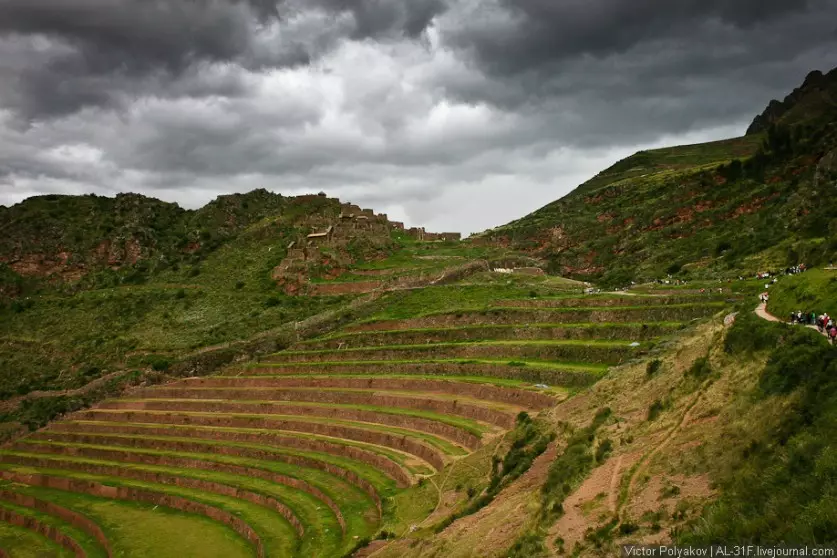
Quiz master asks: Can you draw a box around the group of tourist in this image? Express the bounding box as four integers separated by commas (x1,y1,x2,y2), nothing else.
790,310,837,344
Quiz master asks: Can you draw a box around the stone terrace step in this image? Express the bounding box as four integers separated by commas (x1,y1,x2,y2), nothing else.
266,341,644,366
0,469,270,558
158,376,559,409
296,322,682,350
493,295,732,308
94,400,487,450
45,421,414,487
236,361,605,387
124,388,520,428
8,442,350,535
25,431,388,509
67,411,452,471
347,303,725,332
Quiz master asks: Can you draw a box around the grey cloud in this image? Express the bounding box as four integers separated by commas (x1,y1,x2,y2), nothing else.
0,0,445,120
445,0,817,76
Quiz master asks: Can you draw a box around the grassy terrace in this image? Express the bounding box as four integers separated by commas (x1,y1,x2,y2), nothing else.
0,517,73,558
10,486,255,558
231,373,571,394
0,498,106,558
266,340,647,367
54,420,434,476
297,322,685,347
8,440,379,546
26,430,399,494
107,397,498,436
130,389,529,415
74,409,470,457
0,454,341,557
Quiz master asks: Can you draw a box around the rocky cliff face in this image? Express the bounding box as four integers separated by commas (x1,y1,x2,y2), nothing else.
746,69,837,134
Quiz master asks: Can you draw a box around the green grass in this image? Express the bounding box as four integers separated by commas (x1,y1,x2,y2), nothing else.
0,499,107,558
0,457,326,557
63,420,433,476
277,339,642,356
7,484,255,558
234,373,569,393
0,516,74,558
13,440,381,549
26,431,398,496
81,410,469,457
767,269,837,321
110,397,494,436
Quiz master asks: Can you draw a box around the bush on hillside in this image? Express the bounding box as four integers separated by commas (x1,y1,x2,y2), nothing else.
724,311,784,354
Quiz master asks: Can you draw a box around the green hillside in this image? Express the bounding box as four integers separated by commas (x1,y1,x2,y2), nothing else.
2,69,837,557
480,68,837,286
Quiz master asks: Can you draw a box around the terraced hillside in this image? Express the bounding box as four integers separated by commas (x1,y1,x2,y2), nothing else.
0,248,731,556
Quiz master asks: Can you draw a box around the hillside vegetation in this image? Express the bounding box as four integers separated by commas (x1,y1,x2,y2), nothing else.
0,69,836,557
481,68,837,286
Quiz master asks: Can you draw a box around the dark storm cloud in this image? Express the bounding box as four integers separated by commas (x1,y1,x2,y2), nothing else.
446,0,816,76
0,0,446,120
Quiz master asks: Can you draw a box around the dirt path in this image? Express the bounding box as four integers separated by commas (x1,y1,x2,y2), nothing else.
756,302,831,339
618,389,705,522
607,455,624,513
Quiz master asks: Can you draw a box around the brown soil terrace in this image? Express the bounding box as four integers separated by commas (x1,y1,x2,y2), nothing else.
63,412,448,471
0,489,112,557
0,453,306,538
0,470,266,558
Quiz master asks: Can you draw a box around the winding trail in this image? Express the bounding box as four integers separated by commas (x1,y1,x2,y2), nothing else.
756,302,830,339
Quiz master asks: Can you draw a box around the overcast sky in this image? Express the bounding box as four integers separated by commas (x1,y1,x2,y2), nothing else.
1,0,835,235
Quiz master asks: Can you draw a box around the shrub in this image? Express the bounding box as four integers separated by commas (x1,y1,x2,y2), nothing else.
595,438,613,463
647,399,665,421
235,281,245,290
687,356,712,379
174,289,186,299
646,359,662,377
264,296,281,308
724,312,784,354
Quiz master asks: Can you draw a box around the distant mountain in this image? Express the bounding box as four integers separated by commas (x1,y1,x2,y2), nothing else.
0,189,331,286
479,67,837,286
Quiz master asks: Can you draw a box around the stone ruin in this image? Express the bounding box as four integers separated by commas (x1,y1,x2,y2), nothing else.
271,197,465,295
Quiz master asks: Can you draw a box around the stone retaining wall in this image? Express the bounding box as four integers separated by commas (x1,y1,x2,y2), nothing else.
0,506,85,557
0,490,111,557
267,343,635,366
242,362,599,386
493,295,724,308
296,322,679,349
24,432,381,520
12,442,345,533
45,423,411,488
66,412,447,471
0,454,304,539
135,387,518,428
94,402,482,450
170,377,557,409
0,471,266,557
344,305,720,332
